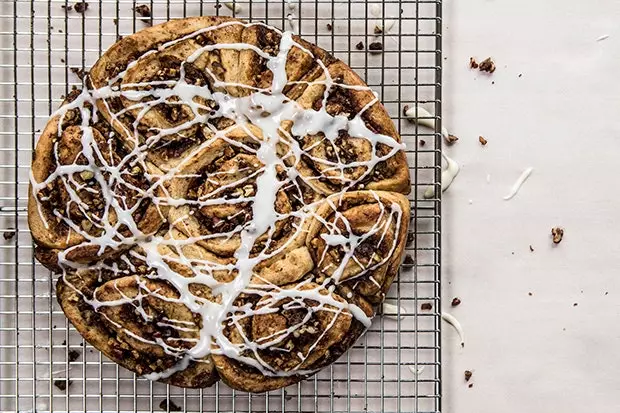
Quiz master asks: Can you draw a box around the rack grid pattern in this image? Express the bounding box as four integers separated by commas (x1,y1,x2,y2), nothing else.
0,1,443,412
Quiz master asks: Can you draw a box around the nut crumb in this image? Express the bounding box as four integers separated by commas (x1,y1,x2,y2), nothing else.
355,41,364,50
68,349,80,362
326,23,332,31
159,399,181,412
478,136,487,145
529,245,534,252
446,134,459,145
573,302,578,307
74,2,88,14
134,5,151,18
451,297,461,307
374,26,383,35
403,255,414,265
420,303,432,311
464,370,472,381
3,231,15,240
551,227,564,244
468,383,474,388
406,232,414,244
419,139,426,146
54,379,72,391
469,57,479,69
479,57,496,73
70,67,88,80
528,292,533,296
368,42,383,53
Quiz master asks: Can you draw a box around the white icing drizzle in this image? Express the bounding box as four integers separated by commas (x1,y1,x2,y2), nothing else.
381,302,406,320
503,167,533,201
441,312,465,348
223,2,242,13
424,153,459,199
32,20,408,381
404,105,449,141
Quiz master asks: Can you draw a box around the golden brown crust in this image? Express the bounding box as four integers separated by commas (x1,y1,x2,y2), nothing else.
31,17,411,392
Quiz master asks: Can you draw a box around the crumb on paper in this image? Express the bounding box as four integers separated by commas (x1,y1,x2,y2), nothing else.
419,139,425,146
528,292,533,296
159,399,181,412
54,379,72,391
74,2,88,14
464,370,472,381
479,136,488,145
479,57,496,73
551,227,564,244
368,41,383,53
68,349,80,362
134,5,151,18
529,245,534,252
355,41,364,50
403,254,414,265
374,19,395,35
518,73,523,77
61,4,72,11
420,303,433,311
468,383,474,388
451,297,461,307
469,57,478,69
446,134,458,145
326,23,332,31
3,231,15,240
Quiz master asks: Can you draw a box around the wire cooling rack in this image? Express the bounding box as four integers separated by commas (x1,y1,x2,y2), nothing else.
0,1,443,412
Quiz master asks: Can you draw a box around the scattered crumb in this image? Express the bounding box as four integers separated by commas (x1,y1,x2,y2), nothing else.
326,23,332,31
3,231,15,240
528,292,533,296
113,18,118,25
605,292,608,295
479,57,496,73
54,379,72,391
214,3,222,9
403,255,414,265
60,58,65,63
518,73,522,78
446,134,459,145
469,57,478,69
551,227,564,244
134,5,151,18
491,81,495,85
451,297,461,307
70,67,88,80
468,383,474,388
478,136,488,146
464,370,472,381
529,245,534,252
159,399,181,412
61,340,67,346
402,104,410,116
420,303,433,311
374,26,382,35
511,251,515,255
573,303,578,307
61,4,72,11
419,139,425,146
368,42,383,53
68,350,80,362
355,41,364,50
74,2,88,14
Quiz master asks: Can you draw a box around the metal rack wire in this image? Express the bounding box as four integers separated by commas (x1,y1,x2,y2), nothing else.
0,1,442,412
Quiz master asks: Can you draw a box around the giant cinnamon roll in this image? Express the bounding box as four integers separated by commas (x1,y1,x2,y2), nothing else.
29,17,411,392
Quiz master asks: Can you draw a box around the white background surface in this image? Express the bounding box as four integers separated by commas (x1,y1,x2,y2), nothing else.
441,0,620,411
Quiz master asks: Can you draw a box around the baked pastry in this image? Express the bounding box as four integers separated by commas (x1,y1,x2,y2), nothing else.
28,16,411,392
